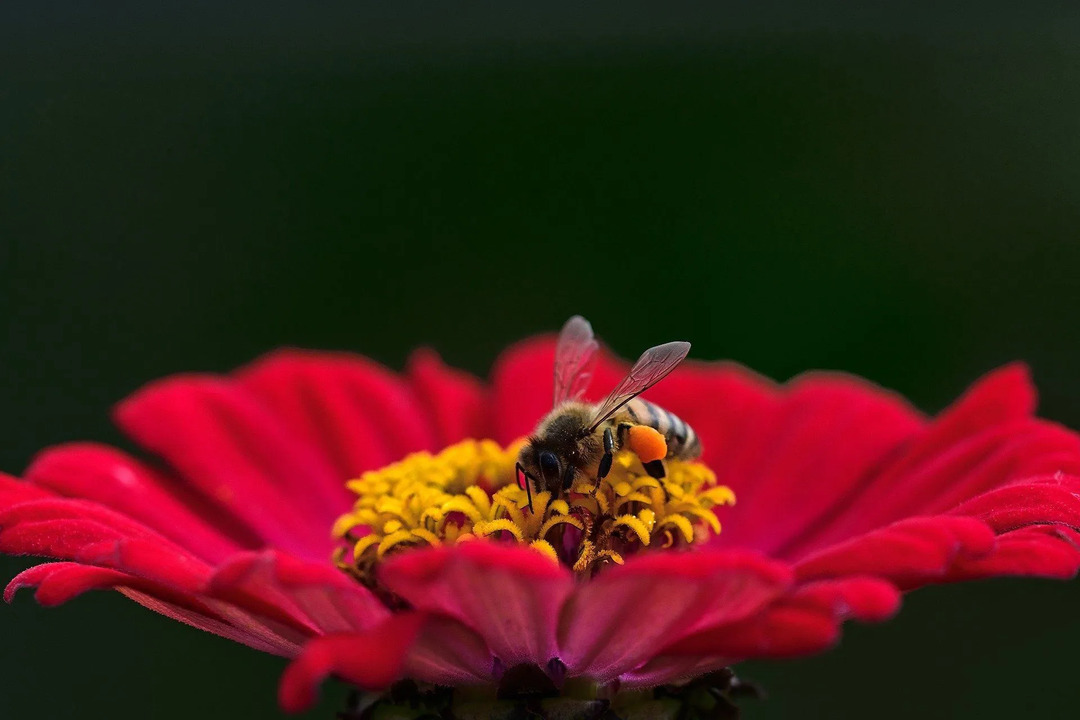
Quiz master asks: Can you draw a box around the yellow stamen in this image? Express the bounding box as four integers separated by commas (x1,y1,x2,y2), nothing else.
351,533,381,561
377,529,421,558
596,549,625,566
613,514,652,546
530,539,559,563
335,439,735,580
537,513,585,539
473,518,525,541
658,515,695,544
573,540,597,573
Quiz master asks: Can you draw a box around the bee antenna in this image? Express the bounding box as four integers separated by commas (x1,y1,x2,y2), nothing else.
516,462,535,512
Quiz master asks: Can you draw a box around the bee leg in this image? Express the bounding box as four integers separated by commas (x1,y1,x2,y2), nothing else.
516,462,534,512
594,427,615,492
643,459,671,502
599,426,615,476
643,459,666,480
561,464,576,493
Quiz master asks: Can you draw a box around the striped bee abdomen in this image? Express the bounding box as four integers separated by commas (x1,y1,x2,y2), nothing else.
623,398,702,460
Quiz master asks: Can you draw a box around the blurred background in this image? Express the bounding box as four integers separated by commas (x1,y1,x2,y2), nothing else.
3,3,1080,718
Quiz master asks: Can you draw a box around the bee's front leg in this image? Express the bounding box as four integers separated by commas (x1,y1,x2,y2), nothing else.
593,426,615,492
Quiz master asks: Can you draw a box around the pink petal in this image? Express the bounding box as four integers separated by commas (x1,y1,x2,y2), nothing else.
404,616,496,686
557,550,792,683
278,613,425,713
122,587,303,657
620,654,734,689
379,542,570,669
114,375,343,560
25,443,246,563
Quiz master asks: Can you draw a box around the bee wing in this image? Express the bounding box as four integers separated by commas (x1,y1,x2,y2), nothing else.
553,315,600,406
588,341,690,430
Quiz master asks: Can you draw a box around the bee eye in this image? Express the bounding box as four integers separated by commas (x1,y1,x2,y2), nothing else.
539,451,560,479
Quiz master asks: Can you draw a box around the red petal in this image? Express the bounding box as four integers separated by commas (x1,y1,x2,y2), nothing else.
641,577,898,678
950,474,1080,532
640,360,779,473
278,614,425,713
237,349,437,478
408,349,491,447
25,443,246,563
379,541,570,669
491,336,562,444
7,562,153,606
663,577,897,660
490,337,635,444
0,472,51,505
5,562,303,656
558,550,792,683
0,499,213,591
800,364,1063,550
948,526,1080,580
114,375,343,560
702,373,922,556
667,602,839,659
209,550,389,636
788,576,901,623
795,516,996,589
834,419,1080,536
916,423,1080,514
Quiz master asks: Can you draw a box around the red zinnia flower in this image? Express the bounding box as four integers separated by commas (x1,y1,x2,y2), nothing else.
2,323,1079,716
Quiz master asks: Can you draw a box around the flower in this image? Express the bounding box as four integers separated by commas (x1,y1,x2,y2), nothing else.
2,334,1079,717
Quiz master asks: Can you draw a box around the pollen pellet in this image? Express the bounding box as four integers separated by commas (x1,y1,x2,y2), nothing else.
628,425,667,463
335,438,734,581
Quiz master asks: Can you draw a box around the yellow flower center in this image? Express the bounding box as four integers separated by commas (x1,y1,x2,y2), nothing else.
332,439,735,581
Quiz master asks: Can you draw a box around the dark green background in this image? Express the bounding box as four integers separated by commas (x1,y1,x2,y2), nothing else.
3,4,1080,718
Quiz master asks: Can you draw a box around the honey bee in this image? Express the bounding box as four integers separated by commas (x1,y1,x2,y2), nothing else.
516,316,701,509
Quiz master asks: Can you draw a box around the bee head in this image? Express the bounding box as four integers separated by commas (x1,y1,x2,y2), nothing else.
518,441,577,494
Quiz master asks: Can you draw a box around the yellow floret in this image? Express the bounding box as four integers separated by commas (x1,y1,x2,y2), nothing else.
334,438,734,579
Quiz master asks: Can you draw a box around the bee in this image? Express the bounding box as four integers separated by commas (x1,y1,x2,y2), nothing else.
516,316,701,509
